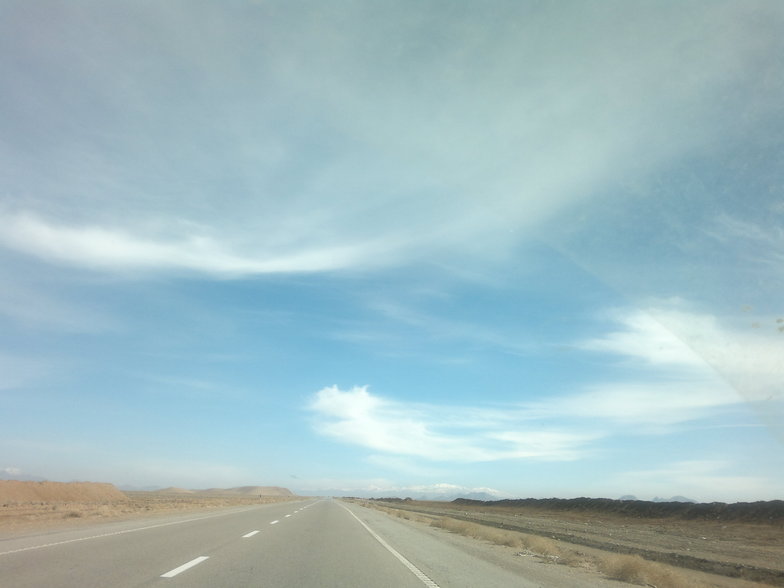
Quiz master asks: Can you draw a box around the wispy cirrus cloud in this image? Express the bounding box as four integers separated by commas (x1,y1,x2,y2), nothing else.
1,2,778,278
0,279,118,333
563,303,783,435
0,212,389,276
0,353,56,391
575,308,711,369
708,213,784,271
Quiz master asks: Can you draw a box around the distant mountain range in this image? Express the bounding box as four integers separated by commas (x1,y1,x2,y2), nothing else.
620,495,697,503
297,488,503,501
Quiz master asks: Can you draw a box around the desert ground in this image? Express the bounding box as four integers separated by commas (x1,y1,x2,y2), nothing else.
3,481,782,587
0,480,297,534
358,497,784,587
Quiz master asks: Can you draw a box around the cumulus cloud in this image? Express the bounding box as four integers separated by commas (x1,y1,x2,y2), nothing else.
310,385,596,462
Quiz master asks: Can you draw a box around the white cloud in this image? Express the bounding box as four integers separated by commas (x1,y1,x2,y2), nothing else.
576,309,710,369
0,212,385,276
642,305,784,442
310,385,596,463
1,2,778,277
571,305,784,429
547,382,739,430
311,305,780,470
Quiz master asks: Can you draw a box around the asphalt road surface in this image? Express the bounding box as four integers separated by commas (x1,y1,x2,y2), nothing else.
0,499,626,587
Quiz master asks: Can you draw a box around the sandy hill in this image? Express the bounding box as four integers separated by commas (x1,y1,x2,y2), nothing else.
0,480,127,503
158,487,195,494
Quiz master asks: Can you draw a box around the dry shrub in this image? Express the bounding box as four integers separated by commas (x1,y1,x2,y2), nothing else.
430,517,474,536
482,527,524,548
375,505,713,587
522,535,560,557
430,517,529,549
555,550,590,568
597,553,696,588
600,554,647,583
368,503,437,526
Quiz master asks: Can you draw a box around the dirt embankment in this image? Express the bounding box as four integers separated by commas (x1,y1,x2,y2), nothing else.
0,481,297,533
0,480,127,503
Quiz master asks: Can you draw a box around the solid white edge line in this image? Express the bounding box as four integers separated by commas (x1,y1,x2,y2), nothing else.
339,503,440,588
161,556,209,578
242,530,260,538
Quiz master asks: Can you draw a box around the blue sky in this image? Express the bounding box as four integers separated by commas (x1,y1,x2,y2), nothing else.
1,0,783,502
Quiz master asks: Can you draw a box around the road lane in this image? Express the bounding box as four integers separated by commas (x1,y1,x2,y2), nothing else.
342,501,634,588
1,497,629,587
0,500,313,587
161,499,427,588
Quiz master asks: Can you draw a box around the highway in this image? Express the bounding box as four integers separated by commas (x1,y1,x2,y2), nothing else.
0,499,623,587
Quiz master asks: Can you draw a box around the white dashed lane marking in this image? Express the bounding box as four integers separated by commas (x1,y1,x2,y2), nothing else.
270,520,279,525
161,556,209,578
0,509,256,557
242,530,259,538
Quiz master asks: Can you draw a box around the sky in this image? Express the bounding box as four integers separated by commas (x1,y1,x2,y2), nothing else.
1,0,783,502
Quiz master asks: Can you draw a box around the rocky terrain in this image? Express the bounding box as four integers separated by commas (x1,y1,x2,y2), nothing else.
370,497,784,586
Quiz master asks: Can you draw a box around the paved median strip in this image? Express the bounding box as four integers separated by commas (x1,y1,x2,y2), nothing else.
161,556,209,578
